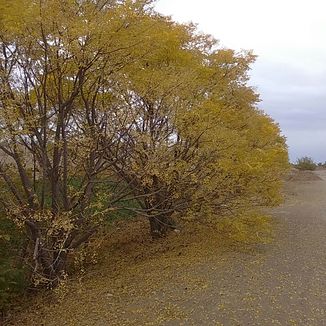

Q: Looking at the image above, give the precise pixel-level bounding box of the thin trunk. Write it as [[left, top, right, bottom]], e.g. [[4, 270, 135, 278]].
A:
[[148, 214, 175, 238]]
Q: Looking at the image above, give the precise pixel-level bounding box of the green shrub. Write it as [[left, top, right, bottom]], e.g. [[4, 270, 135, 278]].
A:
[[0, 260, 26, 311], [0, 218, 27, 313], [295, 156, 317, 171]]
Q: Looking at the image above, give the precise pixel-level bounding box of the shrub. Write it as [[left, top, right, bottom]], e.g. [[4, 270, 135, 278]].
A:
[[0, 218, 27, 314], [317, 161, 326, 168], [295, 156, 317, 171], [0, 261, 27, 313]]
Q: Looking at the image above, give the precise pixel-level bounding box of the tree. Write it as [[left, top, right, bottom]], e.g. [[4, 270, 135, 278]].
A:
[[0, 0, 289, 287], [97, 21, 289, 236], [0, 0, 157, 285]]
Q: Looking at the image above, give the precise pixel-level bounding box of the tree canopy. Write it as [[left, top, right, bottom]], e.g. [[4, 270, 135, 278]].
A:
[[0, 0, 289, 289]]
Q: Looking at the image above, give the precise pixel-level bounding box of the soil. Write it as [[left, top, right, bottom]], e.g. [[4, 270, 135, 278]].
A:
[[5, 170, 326, 326], [286, 168, 323, 181]]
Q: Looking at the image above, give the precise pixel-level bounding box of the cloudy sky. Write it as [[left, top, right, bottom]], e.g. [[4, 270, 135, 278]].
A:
[[155, 0, 326, 162]]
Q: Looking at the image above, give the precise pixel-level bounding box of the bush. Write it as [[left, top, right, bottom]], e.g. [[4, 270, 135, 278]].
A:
[[0, 219, 27, 314], [295, 156, 317, 171], [0, 261, 26, 313]]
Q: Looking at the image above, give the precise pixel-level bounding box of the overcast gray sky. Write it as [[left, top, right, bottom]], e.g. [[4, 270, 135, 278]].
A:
[[155, 0, 326, 162]]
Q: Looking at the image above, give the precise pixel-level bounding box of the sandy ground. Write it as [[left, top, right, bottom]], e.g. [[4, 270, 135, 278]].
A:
[[6, 170, 326, 326]]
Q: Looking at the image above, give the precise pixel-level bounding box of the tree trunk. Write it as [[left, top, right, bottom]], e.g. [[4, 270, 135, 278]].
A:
[[37, 247, 65, 288], [148, 214, 175, 238]]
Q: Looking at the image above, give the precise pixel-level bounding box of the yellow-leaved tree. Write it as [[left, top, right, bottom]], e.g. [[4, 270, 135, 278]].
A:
[[0, 0, 289, 287], [97, 20, 289, 236], [0, 0, 162, 285]]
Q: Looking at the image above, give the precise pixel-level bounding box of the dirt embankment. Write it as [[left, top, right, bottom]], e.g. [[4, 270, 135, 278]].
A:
[[285, 168, 323, 181]]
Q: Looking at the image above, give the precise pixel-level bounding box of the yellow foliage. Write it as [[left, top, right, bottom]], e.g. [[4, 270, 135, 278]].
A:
[[0, 0, 289, 285], [216, 212, 274, 245]]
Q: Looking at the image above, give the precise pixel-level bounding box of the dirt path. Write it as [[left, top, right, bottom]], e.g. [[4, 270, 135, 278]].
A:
[[8, 171, 326, 325]]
